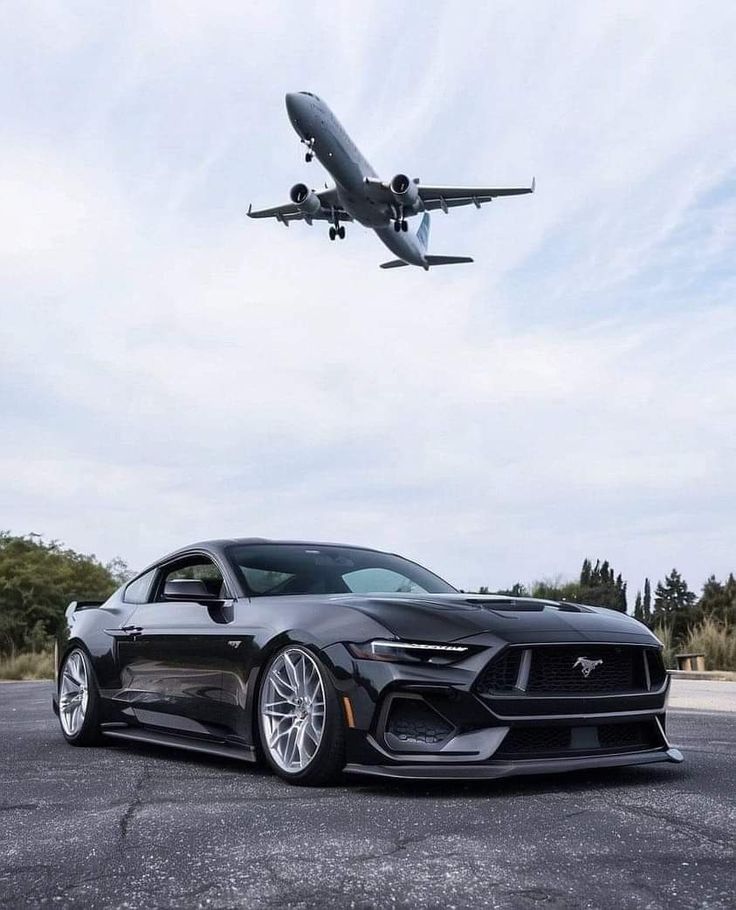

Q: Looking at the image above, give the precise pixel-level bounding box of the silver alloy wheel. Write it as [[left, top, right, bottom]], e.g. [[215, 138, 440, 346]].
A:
[[260, 647, 326, 773], [59, 649, 89, 737]]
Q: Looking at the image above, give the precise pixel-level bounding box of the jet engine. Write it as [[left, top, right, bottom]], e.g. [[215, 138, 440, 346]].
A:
[[389, 173, 419, 208], [290, 183, 321, 216]]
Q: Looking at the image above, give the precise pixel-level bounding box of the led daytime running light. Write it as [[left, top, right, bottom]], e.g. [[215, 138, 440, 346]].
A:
[[371, 640, 468, 653]]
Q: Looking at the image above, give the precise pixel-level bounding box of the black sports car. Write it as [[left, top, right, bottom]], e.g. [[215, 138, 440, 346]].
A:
[[54, 539, 683, 785]]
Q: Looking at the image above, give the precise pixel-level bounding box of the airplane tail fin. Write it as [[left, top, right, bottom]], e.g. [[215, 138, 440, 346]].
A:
[[424, 255, 474, 267], [379, 259, 410, 269], [416, 212, 431, 251]]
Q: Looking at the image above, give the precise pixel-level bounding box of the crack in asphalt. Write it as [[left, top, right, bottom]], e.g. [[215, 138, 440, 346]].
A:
[[607, 799, 736, 851], [119, 765, 151, 844]]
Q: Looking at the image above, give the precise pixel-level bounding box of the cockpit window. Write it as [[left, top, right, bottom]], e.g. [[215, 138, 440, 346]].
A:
[[300, 92, 319, 100]]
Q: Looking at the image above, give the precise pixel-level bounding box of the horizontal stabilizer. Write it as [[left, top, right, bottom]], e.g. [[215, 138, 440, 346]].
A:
[[379, 259, 410, 269], [425, 255, 474, 266]]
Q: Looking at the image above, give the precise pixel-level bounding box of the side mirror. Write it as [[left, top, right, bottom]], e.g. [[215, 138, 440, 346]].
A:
[[164, 578, 220, 601]]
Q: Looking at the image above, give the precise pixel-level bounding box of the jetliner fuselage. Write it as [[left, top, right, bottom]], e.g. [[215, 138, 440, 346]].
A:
[[285, 92, 429, 266]]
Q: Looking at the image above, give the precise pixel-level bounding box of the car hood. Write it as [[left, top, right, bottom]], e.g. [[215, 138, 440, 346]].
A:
[[328, 593, 658, 646]]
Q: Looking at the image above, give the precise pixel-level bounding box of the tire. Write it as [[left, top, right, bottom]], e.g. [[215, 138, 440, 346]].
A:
[[58, 648, 103, 746], [257, 645, 345, 786]]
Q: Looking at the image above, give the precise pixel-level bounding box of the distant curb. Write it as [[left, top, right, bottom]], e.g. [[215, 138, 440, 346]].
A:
[[0, 678, 53, 683], [668, 670, 736, 682]]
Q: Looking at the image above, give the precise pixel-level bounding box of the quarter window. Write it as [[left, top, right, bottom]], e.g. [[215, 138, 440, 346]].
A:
[[123, 569, 157, 604]]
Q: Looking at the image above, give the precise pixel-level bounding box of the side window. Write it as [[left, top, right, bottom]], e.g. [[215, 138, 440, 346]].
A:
[[342, 567, 425, 594], [123, 568, 157, 604], [158, 557, 227, 600]]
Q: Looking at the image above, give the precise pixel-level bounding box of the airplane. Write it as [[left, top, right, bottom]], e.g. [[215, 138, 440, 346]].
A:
[[248, 92, 535, 271]]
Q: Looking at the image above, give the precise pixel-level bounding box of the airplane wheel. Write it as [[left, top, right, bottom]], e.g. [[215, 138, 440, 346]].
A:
[[338, 226, 345, 240], [305, 153, 313, 162], [329, 227, 336, 241], [393, 221, 401, 233], [401, 220, 408, 232]]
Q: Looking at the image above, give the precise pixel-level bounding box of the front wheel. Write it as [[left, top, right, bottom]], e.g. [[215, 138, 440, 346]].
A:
[[258, 645, 345, 786], [58, 648, 102, 746]]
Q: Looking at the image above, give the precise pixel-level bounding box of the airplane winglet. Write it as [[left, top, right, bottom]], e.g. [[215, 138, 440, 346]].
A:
[[531, 177, 536, 193], [247, 203, 253, 217]]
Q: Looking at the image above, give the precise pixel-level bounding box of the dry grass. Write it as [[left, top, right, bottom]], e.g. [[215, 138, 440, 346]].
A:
[[653, 624, 677, 669], [0, 649, 55, 680], [684, 618, 736, 671]]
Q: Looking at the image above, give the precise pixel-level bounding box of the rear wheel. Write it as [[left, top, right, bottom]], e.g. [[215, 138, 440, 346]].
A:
[[258, 645, 345, 786], [58, 648, 102, 746]]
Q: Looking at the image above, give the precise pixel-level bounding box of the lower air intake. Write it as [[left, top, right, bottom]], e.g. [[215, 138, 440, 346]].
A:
[[495, 721, 661, 759], [385, 699, 453, 745]]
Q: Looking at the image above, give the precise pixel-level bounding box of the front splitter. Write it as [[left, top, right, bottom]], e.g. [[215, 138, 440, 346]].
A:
[[344, 747, 684, 780]]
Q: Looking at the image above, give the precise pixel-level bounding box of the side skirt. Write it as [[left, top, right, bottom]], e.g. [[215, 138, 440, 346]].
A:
[[101, 725, 257, 763]]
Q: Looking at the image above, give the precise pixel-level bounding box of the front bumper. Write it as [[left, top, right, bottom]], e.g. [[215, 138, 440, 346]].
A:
[[326, 637, 682, 781]]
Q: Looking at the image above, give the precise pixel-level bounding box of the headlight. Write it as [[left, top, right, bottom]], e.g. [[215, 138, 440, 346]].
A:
[[347, 639, 470, 665]]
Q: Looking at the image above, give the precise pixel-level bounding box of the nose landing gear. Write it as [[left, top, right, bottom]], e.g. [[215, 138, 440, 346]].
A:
[[329, 225, 346, 241], [302, 136, 315, 162]]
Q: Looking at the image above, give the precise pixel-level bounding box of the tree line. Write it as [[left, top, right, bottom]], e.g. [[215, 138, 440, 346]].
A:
[[0, 532, 131, 654]]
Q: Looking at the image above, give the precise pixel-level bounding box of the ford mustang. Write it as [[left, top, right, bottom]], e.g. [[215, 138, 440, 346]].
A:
[[54, 539, 683, 785]]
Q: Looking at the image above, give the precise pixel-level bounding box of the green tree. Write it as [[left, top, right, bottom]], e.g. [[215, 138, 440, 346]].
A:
[[695, 573, 736, 625], [634, 590, 643, 621], [653, 568, 696, 643], [0, 532, 127, 654], [643, 578, 652, 622], [575, 558, 627, 612]]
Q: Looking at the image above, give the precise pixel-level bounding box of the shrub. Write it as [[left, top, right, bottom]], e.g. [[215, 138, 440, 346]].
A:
[[653, 624, 677, 669], [683, 618, 736, 671], [0, 648, 55, 680]]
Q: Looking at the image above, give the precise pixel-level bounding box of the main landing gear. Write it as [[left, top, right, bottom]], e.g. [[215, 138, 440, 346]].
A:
[[329, 225, 346, 241], [393, 205, 408, 232]]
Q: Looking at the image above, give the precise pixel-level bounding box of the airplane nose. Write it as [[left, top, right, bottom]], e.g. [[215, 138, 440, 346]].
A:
[[285, 93, 299, 117]]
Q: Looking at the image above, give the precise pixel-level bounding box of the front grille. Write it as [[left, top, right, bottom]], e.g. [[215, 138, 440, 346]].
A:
[[495, 721, 661, 759], [478, 649, 522, 693], [476, 645, 662, 698], [527, 646, 642, 693], [385, 699, 453, 745]]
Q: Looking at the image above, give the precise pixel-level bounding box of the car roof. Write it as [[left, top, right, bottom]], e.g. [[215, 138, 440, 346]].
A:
[[155, 538, 396, 564]]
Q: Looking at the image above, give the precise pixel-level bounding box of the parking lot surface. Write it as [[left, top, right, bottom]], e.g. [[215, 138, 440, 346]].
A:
[[1, 679, 734, 909]]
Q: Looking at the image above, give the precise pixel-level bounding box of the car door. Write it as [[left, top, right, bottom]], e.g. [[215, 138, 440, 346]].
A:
[[115, 554, 236, 740]]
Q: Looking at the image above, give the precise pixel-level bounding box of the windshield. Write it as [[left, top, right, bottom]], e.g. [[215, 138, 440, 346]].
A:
[[226, 544, 457, 597]]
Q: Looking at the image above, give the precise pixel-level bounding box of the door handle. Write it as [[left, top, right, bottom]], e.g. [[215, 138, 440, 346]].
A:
[[104, 626, 143, 639]]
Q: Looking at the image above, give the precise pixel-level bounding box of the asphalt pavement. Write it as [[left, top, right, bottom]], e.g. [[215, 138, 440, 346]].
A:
[[1, 679, 734, 910]]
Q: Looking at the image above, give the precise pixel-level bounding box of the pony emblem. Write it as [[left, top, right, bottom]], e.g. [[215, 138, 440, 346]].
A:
[[573, 656, 603, 678]]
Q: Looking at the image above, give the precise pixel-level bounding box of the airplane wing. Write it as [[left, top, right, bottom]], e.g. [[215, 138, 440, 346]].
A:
[[247, 187, 352, 225], [418, 178, 535, 212]]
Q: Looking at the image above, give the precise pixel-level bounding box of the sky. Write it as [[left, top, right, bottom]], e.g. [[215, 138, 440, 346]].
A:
[[1, 1, 735, 600]]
